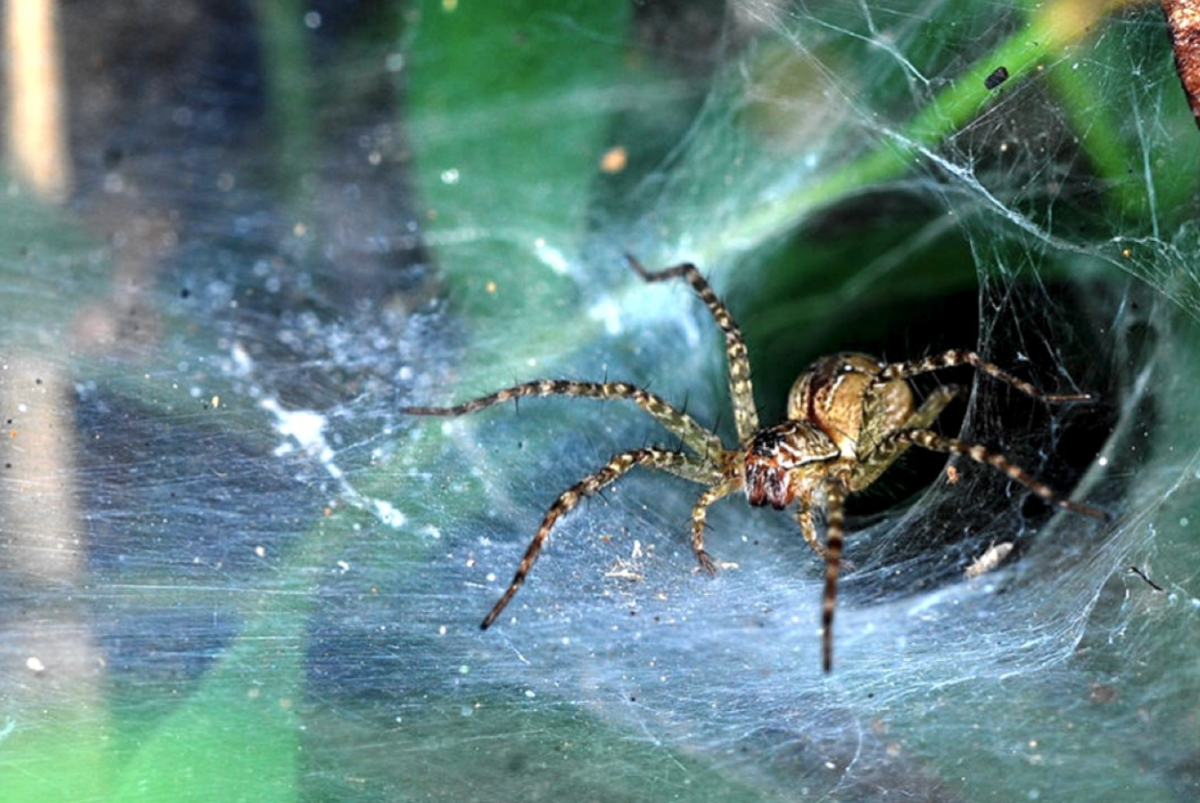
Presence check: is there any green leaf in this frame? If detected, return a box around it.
[404,0,633,386]
[0,702,111,801]
[107,621,303,803]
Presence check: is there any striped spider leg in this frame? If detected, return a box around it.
[403,256,756,630]
[784,351,1106,671]
[404,256,1105,672]
[405,376,736,629]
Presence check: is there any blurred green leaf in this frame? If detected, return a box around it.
[0,704,111,802]
[404,0,632,387]
[108,629,302,803]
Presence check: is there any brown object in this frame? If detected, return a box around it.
[404,256,1106,673]
[1163,0,1200,129]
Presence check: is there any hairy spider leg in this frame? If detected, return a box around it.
[815,386,960,673]
[626,255,761,443]
[687,477,744,573]
[877,349,1093,403]
[819,481,849,674]
[480,448,723,630]
[889,429,1108,520]
[816,383,1100,672]
[852,385,962,486]
[793,505,833,562]
[794,388,960,579]
[403,378,724,459]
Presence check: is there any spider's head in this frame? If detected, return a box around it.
[743,421,839,509]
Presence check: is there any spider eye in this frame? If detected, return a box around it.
[743,457,793,508]
[747,422,839,466]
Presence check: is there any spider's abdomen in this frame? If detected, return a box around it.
[787,352,914,458]
[743,421,838,509]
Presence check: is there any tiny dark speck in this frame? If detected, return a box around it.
[180,287,191,299]
[985,66,1009,90]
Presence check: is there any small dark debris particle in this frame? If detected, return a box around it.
[1128,566,1164,591]
[985,66,1010,90]
[180,287,191,299]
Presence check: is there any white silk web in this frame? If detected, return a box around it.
[6,2,1197,801]
[384,3,1200,800]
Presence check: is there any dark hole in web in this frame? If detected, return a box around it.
[739,237,1122,602]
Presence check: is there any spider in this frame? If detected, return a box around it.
[404,256,1105,671]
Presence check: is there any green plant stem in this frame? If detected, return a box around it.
[699,0,1133,263]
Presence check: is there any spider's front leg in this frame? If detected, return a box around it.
[625,255,761,444]
[403,378,724,460]
[817,481,850,674]
[481,448,721,629]
[794,505,837,563]
[685,477,743,574]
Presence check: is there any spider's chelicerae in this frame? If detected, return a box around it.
[405,256,1105,671]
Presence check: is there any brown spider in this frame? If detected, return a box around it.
[404,256,1105,671]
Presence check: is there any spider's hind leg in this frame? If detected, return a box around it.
[890,429,1107,520]
[857,384,963,476]
[878,349,1092,403]
[481,448,721,629]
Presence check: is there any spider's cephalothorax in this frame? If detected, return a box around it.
[404,256,1106,672]
[744,421,837,510]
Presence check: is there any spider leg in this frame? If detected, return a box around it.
[856,385,962,477]
[890,429,1107,520]
[794,504,834,562]
[905,385,961,428]
[877,349,1092,403]
[404,379,724,460]
[687,478,742,573]
[626,255,760,443]
[481,448,720,629]
[820,481,849,674]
